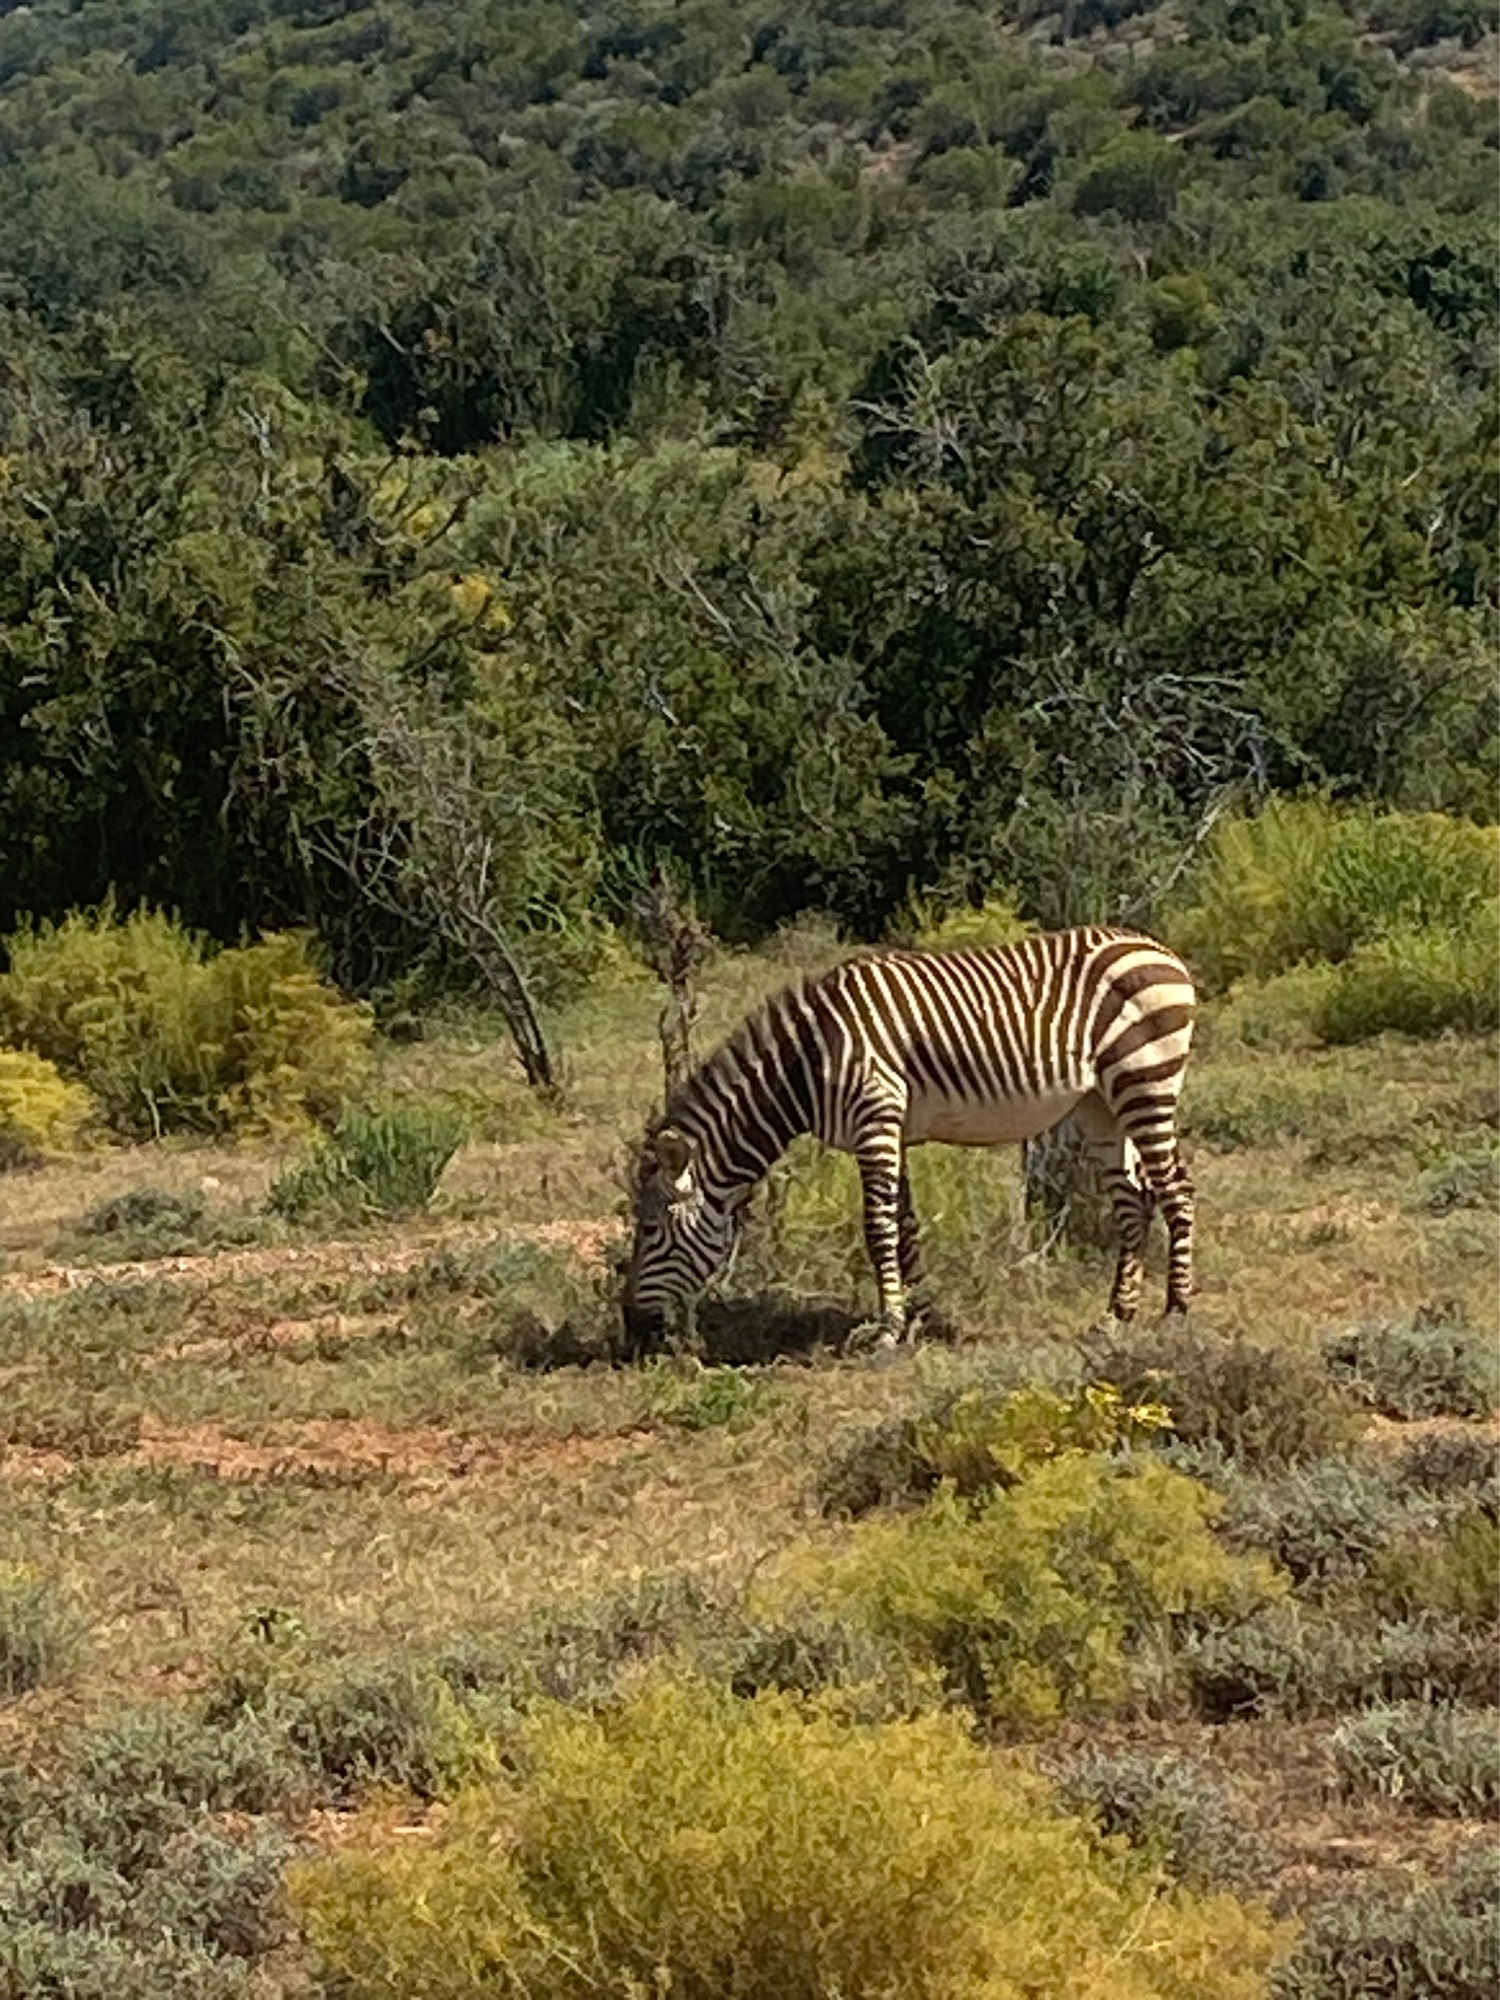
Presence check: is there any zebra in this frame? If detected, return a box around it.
[622,926,1197,1348]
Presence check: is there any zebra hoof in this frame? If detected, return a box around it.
[842,1320,902,1359]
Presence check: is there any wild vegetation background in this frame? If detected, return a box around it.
[0,1,1496,1996]
[0,0,1494,1000]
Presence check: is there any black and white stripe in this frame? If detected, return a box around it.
[624,927,1197,1341]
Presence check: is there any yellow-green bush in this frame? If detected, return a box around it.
[908,895,1033,952]
[1310,918,1498,1042]
[292,1677,1289,2000]
[0,907,371,1137]
[1172,799,1498,990]
[0,1046,96,1166]
[772,1454,1285,1726]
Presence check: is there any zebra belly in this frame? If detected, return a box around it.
[904,1084,1086,1148]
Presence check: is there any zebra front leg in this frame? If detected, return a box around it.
[897,1167,924,1289]
[856,1134,908,1343]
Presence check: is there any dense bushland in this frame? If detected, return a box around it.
[0,0,1492,1006]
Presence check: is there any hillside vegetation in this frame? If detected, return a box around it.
[0,0,1494,1000]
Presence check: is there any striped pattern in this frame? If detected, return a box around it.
[624,927,1197,1342]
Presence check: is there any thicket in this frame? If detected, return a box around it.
[1172,801,1500,1042]
[0,0,1492,992]
[0,909,371,1137]
[291,1676,1289,2000]
[0,1047,94,1168]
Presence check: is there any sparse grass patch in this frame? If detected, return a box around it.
[1323,1309,1500,1419]
[291,1676,1290,2000]
[1081,1323,1361,1469]
[268,1098,466,1224]
[1273,1845,1500,2000]
[641,1359,779,1432]
[1331,1701,1500,1815]
[0,1565,74,1696]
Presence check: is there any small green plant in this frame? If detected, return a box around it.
[779,1455,1284,1726]
[291,1676,1289,2000]
[80,1187,207,1239]
[1082,1323,1361,1469]
[1049,1749,1272,1893]
[1323,1310,1500,1419]
[642,1360,778,1431]
[0,907,371,1138]
[1411,1134,1500,1214]
[0,1567,73,1697]
[0,1047,95,1168]
[268,1099,466,1224]
[1331,1701,1500,1815]
[1273,1845,1500,2000]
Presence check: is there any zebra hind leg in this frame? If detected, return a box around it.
[1101,1174,1153,1323]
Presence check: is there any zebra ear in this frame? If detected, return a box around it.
[654,1126,694,1179]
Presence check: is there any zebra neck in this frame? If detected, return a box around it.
[666,999,817,1197]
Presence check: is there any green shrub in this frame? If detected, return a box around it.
[1323,1310,1500,1419]
[1049,1749,1272,1893]
[1172,800,1499,990]
[1179,1063,1360,1150]
[269,1661,447,1802]
[1392,1430,1500,1507]
[268,1099,466,1224]
[81,1186,207,1239]
[0,1707,296,1999]
[0,1567,73,1697]
[1273,1846,1500,2000]
[819,1381,1170,1517]
[1312,918,1499,1042]
[1410,1134,1500,1214]
[0,1047,96,1168]
[1183,1606,1496,1719]
[905,896,1033,951]
[1220,1459,1431,1587]
[1367,1509,1500,1629]
[1081,1323,1361,1469]
[0,907,371,1138]
[779,1455,1283,1726]
[1331,1701,1500,1815]
[292,1677,1290,2000]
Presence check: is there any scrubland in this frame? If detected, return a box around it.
[0,890,1495,1998]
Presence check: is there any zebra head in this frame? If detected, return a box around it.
[623,1124,741,1341]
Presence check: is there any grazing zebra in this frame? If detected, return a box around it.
[623,927,1197,1348]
